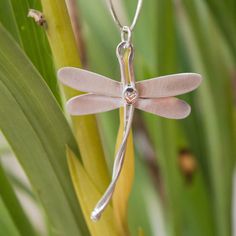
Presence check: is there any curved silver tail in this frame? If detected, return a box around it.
[91,104,134,221]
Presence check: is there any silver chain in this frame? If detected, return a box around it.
[108,0,143,31]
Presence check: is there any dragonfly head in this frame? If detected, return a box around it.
[123,85,138,105]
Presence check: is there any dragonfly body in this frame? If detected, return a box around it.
[58,40,202,221]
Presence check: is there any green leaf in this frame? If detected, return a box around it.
[77,0,119,76]
[176,1,236,235]
[0,198,21,236]
[0,24,89,236]
[129,0,217,235]
[0,0,21,44]
[41,0,110,195]
[75,0,120,166]
[205,0,236,57]
[0,0,60,102]
[0,162,37,236]
[5,170,35,200]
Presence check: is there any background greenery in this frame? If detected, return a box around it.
[0,0,235,235]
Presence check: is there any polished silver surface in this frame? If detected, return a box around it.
[91,42,136,221]
[135,97,191,119]
[136,73,202,98]
[58,67,122,97]
[58,59,202,222]
[58,0,202,221]
[59,67,202,221]
[91,104,134,221]
[67,94,122,115]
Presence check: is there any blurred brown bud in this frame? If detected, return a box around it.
[179,149,197,183]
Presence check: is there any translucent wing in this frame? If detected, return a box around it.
[58,67,122,97]
[136,73,202,98]
[135,97,191,119]
[67,94,123,115]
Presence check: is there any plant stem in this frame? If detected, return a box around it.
[40,0,110,195]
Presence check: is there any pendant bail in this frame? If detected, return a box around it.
[121,26,132,46]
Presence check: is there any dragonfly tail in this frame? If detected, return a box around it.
[90,104,134,221]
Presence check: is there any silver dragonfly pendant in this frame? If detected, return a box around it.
[58,39,202,221]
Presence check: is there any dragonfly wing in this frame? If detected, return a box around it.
[67,94,123,115]
[58,67,122,97]
[136,73,202,98]
[135,97,191,119]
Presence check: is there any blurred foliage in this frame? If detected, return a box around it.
[0,0,235,236]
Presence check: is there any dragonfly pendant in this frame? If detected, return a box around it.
[58,41,202,221]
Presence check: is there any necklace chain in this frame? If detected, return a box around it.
[108,0,143,32]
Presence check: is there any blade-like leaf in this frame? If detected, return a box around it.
[204,0,236,57]
[0,163,37,236]
[67,94,122,115]
[136,73,202,98]
[75,0,121,171]
[0,0,21,44]
[67,147,119,236]
[177,1,236,235]
[58,67,122,97]
[0,24,88,235]
[136,97,191,119]
[41,0,110,196]
[0,198,21,236]
[132,0,198,234]
[76,0,119,76]
[0,0,60,101]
